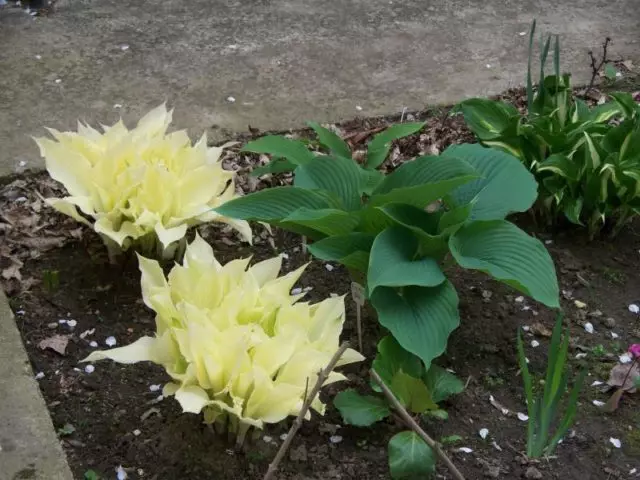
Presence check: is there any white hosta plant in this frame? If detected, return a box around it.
[83,234,363,443]
[35,104,251,260]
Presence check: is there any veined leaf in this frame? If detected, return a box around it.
[423,364,464,404]
[282,208,359,237]
[449,220,559,308]
[563,197,584,225]
[388,431,436,479]
[307,232,375,272]
[371,282,460,369]
[391,371,438,414]
[372,336,424,392]
[368,227,446,294]
[214,187,333,221]
[307,122,352,159]
[361,169,385,195]
[366,122,426,169]
[242,135,315,165]
[443,144,538,220]
[376,204,447,256]
[610,92,639,119]
[438,203,473,234]
[370,155,478,208]
[250,157,297,176]
[589,102,622,123]
[334,389,390,426]
[460,98,518,140]
[294,155,366,210]
[537,153,579,181]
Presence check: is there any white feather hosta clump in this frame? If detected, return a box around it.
[35,104,251,260]
[83,234,363,442]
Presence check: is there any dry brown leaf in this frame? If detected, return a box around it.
[622,59,634,70]
[607,363,639,393]
[38,334,70,356]
[2,262,22,281]
[18,236,67,252]
[530,322,553,338]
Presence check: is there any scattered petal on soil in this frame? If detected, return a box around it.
[291,287,302,295]
[226,96,236,103]
[84,364,95,374]
[611,332,619,339]
[491,441,502,451]
[619,353,633,364]
[609,437,622,448]
[584,322,594,334]
[79,329,95,339]
[574,300,587,309]
[522,325,530,332]
[591,380,604,387]
[133,429,141,436]
[479,428,489,439]
[325,264,334,272]
[355,105,363,111]
[89,341,98,348]
[515,296,524,303]
[149,384,161,392]
[517,412,528,421]
[35,371,45,380]
[531,340,540,348]
[531,322,552,337]
[66,319,77,328]
[105,336,117,347]
[263,435,273,443]
[575,353,587,359]
[329,435,343,444]
[116,465,127,480]
[457,447,473,453]
[120,44,130,51]
[114,104,122,109]
[629,304,640,314]
[592,400,605,407]
[280,433,288,441]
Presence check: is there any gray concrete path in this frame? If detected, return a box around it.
[0,289,73,480]
[1,0,639,176]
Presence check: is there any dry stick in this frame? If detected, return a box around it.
[370,369,466,480]
[263,342,350,480]
[585,37,612,97]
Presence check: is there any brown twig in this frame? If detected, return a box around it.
[370,369,466,480]
[263,342,350,480]
[585,37,611,97]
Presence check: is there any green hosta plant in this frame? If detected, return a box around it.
[517,313,586,457]
[245,121,425,181]
[335,336,463,478]
[215,141,559,369]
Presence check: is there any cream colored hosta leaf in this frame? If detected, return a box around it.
[81,336,157,364]
[245,367,305,424]
[45,198,93,226]
[174,385,211,414]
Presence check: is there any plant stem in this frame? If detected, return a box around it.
[621,357,638,390]
[370,369,466,480]
[263,342,350,480]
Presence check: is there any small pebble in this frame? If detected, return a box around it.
[329,435,343,444]
[35,372,45,380]
[515,296,524,303]
[525,466,542,479]
[479,428,489,439]
[263,435,273,443]
[133,429,141,436]
[280,433,288,441]
[48,322,58,329]
[226,96,236,103]
[584,322,594,334]
[531,340,540,348]
[605,317,616,328]
[611,332,619,339]
[325,264,334,272]
[355,105,363,111]
[66,319,77,328]
[84,365,95,374]
[89,341,98,348]
[629,304,639,314]
[105,336,117,347]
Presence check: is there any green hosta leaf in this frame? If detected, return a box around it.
[438,203,474,234]
[604,64,618,80]
[372,336,423,392]
[250,157,297,176]
[563,197,584,225]
[610,92,639,119]
[282,208,359,237]
[366,122,426,169]
[537,153,580,181]
[371,281,460,369]
[443,144,538,220]
[370,155,478,208]
[215,187,333,221]
[242,135,315,165]
[376,204,448,257]
[423,365,464,403]
[460,98,518,140]
[391,371,438,413]
[307,122,352,159]
[368,227,446,294]
[294,156,366,211]
[449,220,559,308]
[388,431,436,479]
[589,102,622,123]
[426,409,449,420]
[307,232,375,272]
[334,389,391,426]
[362,169,385,195]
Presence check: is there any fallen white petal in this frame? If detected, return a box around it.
[280,433,288,441]
[629,304,640,314]
[515,296,524,303]
[519,31,527,36]
[584,322,594,334]
[89,341,98,348]
[84,364,95,374]
[522,325,530,332]
[149,384,162,392]
[609,437,622,448]
[116,465,127,480]
[114,103,123,109]
[591,380,604,387]
[227,96,236,103]
[491,440,502,451]
[531,340,540,348]
[290,287,302,295]
[611,332,619,339]
[325,264,335,272]
[592,400,605,407]
[575,353,587,359]
[133,429,141,436]
[263,435,273,443]
[329,435,343,444]
[35,372,45,380]
[55,78,62,84]
[120,44,130,51]
[479,428,489,439]
[457,447,473,453]
[620,353,633,364]
[66,320,77,328]
[630,468,637,475]
[517,412,528,421]
[355,105,363,111]
[35,54,42,59]
[105,336,117,347]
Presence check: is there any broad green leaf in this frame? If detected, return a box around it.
[460,98,519,140]
[610,92,639,119]
[391,371,438,414]
[366,122,426,169]
[438,203,474,234]
[250,157,297,176]
[307,121,352,159]
[537,153,579,181]
[604,64,618,80]
[214,187,332,221]
[334,389,391,426]
[307,233,376,272]
[294,156,366,211]
[361,169,385,195]
[423,365,464,403]
[388,431,435,479]
[368,227,446,294]
[443,144,538,220]
[371,281,460,369]
[589,102,622,123]
[282,208,359,237]
[449,220,559,308]
[372,336,423,392]
[563,197,584,225]
[426,409,449,420]
[242,135,315,165]
[376,204,448,257]
[370,155,478,208]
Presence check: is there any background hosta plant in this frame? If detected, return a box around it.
[459,21,640,235]
[215,140,559,369]
[83,234,363,445]
[335,336,463,478]
[36,104,251,261]
[245,120,425,185]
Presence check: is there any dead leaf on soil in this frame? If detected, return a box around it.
[607,362,639,393]
[622,59,634,70]
[530,322,552,338]
[38,334,70,355]
[2,261,23,281]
